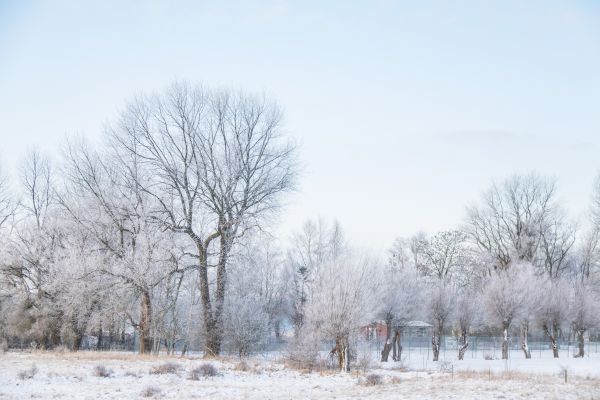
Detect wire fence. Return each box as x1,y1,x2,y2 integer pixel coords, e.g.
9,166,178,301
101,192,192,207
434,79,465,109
353,334,600,361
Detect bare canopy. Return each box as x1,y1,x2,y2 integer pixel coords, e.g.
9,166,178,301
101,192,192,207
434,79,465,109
109,82,297,356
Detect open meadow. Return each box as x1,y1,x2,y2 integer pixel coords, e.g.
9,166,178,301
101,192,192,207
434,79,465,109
2,351,600,400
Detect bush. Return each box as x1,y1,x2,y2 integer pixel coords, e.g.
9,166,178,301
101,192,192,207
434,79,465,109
362,373,383,386
233,360,250,372
93,365,113,378
285,327,321,371
188,363,218,380
17,365,38,380
141,386,162,398
355,350,373,373
150,362,180,375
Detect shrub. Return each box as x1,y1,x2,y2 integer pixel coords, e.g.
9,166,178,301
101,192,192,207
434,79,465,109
233,360,250,372
141,386,162,398
355,350,373,373
93,365,113,378
285,327,321,371
188,363,218,380
150,362,180,375
17,365,38,380
362,373,383,386
483,353,495,361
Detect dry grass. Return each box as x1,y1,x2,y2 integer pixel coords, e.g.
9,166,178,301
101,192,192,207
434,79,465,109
17,365,38,380
141,386,162,398
188,363,218,380
454,369,541,381
93,364,113,378
150,362,181,375
361,373,383,386
233,360,250,371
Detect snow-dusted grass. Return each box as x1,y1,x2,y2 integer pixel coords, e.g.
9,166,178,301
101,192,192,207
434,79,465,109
1,350,600,399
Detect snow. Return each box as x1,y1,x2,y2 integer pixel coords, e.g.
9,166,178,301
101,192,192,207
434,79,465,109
2,351,600,399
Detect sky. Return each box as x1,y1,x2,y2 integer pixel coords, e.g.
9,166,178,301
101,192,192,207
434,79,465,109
1,0,599,252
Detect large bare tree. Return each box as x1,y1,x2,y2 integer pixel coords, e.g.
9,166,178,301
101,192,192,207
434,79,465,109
110,82,297,356
466,173,556,271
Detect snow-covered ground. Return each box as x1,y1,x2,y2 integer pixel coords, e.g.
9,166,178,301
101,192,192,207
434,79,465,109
1,351,600,399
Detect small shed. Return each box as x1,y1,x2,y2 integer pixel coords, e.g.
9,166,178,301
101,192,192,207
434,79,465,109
361,320,433,341
399,320,433,338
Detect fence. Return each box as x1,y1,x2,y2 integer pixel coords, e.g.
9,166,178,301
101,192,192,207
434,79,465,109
355,333,600,361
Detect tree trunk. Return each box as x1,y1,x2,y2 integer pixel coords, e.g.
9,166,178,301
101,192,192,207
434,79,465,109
520,322,531,359
138,290,152,354
380,319,393,362
331,336,351,372
543,322,560,358
458,327,468,360
72,330,84,351
501,324,509,360
432,328,441,362
196,233,230,358
392,329,402,361
274,320,281,340
551,321,559,358
574,329,585,358
197,242,218,357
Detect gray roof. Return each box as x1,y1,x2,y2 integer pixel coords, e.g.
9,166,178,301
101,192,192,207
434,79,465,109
401,320,432,328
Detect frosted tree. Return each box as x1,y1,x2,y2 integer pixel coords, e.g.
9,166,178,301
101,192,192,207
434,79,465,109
427,283,455,362
482,263,532,359
61,139,184,353
377,265,422,362
305,251,378,372
569,281,600,358
453,287,480,360
220,236,286,356
4,150,65,348
537,277,569,358
110,82,297,356
388,233,424,271
285,219,344,336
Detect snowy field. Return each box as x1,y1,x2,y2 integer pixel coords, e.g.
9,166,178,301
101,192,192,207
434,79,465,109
2,351,600,399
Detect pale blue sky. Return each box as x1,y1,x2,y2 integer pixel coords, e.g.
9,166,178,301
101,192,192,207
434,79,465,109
1,1,599,250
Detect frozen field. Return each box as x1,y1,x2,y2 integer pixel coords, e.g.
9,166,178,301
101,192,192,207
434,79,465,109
1,351,600,399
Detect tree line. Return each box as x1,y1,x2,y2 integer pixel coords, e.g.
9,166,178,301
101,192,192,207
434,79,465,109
1,82,599,372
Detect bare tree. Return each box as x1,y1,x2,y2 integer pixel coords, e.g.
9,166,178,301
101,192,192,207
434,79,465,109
572,228,600,282
466,173,556,270
110,82,297,356
414,230,476,286
537,216,576,279
0,166,16,230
